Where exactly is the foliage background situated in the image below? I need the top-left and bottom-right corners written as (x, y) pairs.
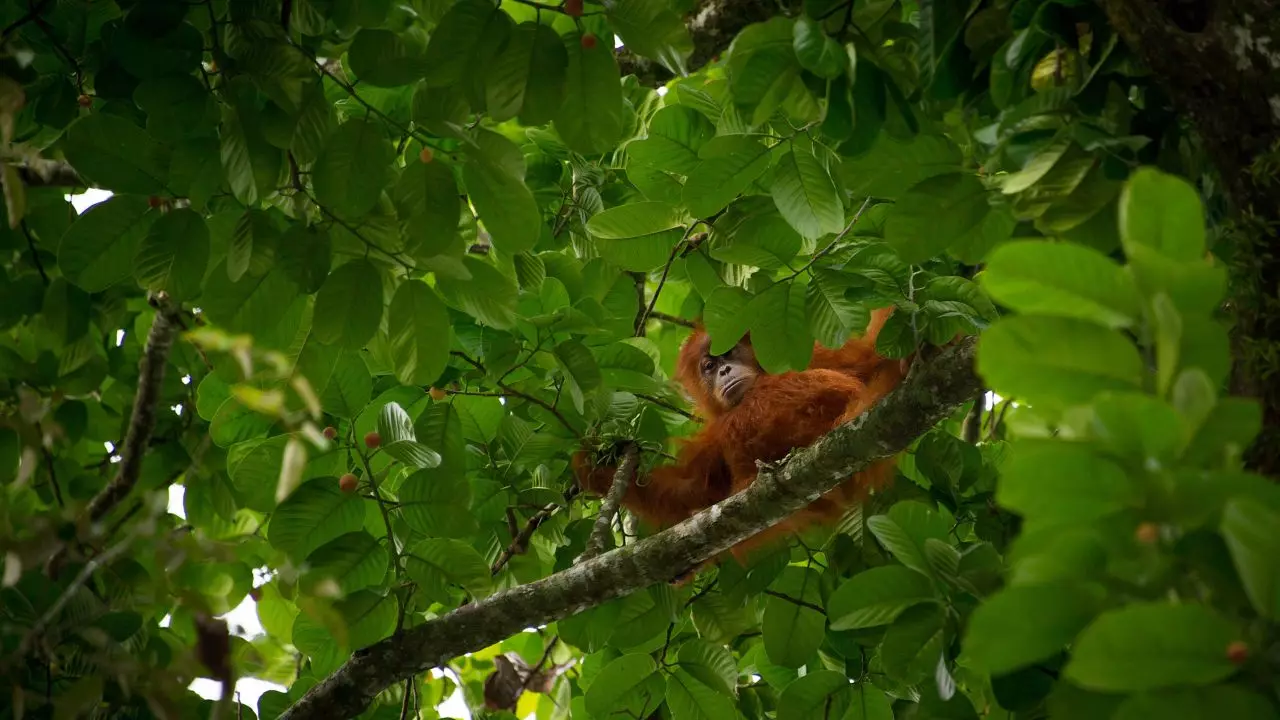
top-left (0, 0), bottom-right (1277, 718)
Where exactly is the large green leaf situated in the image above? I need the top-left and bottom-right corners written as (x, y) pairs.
top-left (675, 640), bottom-right (738, 697)
top-left (964, 583), bottom-right (1102, 675)
top-left (978, 316), bottom-right (1144, 408)
top-left (555, 32), bottom-right (626, 155)
top-left (387, 280), bottom-right (451, 387)
top-left (312, 259), bottom-right (384, 349)
top-left (134, 208), bottom-right (209, 300)
top-left (436, 256), bottom-right (519, 328)
top-left (398, 466), bottom-right (477, 538)
top-left (393, 159), bottom-right (462, 257)
top-left (828, 566), bottom-right (937, 630)
top-left (61, 113), bottom-right (167, 194)
top-left (806, 269), bottom-right (870, 349)
top-left (762, 567), bottom-right (824, 668)
top-left (268, 478), bottom-right (366, 559)
top-left (302, 531), bottom-right (389, 595)
top-left (627, 105), bottom-right (715, 176)
top-left (683, 135), bottom-right (773, 218)
top-left (422, 0), bottom-right (508, 87)
top-left (313, 118), bottom-right (393, 218)
top-left (725, 16), bottom-right (801, 124)
top-left (867, 501), bottom-right (952, 578)
top-left (1120, 168), bottom-right (1205, 263)
top-left (347, 27), bottom-right (429, 87)
top-left (997, 440), bottom-right (1141, 526)
top-left (982, 240), bottom-right (1142, 328)
top-left (792, 16), bottom-right (846, 79)
top-left (585, 654), bottom-right (663, 718)
top-left (485, 22), bottom-right (568, 124)
top-left (777, 670), bottom-right (851, 720)
top-left (463, 129), bottom-right (541, 253)
top-left (58, 196), bottom-right (156, 292)
top-left (771, 148), bottom-right (844, 240)
top-left (1064, 604), bottom-right (1240, 692)
top-left (377, 401), bottom-right (442, 470)
top-left (885, 172), bottom-right (991, 263)
top-left (1220, 498), bottom-right (1280, 620)
top-left (703, 286), bottom-right (753, 354)
top-left (404, 538), bottom-right (492, 600)
top-left (746, 281), bottom-right (813, 373)
top-left (666, 668), bottom-right (737, 720)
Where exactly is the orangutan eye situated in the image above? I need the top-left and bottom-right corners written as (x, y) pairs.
top-left (700, 357), bottom-right (715, 374)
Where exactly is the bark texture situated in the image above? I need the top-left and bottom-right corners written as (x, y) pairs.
top-left (279, 339), bottom-right (981, 720)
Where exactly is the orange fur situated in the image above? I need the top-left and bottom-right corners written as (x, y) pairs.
top-left (576, 307), bottom-right (906, 569)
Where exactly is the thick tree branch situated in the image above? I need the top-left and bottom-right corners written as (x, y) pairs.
top-left (280, 338), bottom-right (980, 720)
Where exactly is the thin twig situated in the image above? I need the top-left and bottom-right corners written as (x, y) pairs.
top-left (633, 393), bottom-right (696, 420)
top-left (762, 589), bottom-right (825, 614)
top-left (20, 221), bottom-right (49, 286)
top-left (579, 443), bottom-right (639, 562)
top-left (780, 196), bottom-right (876, 285)
top-left (491, 496), bottom-right (573, 576)
top-left (648, 311), bottom-right (695, 329)
top-left (519, 637), bottom-right (560, 693)
top-left (962, 390), bottom-right (984, 444)
top-left (635, 233), bottom-right (690, 333)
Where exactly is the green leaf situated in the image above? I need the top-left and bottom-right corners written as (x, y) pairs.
top-left (387, 280), bottom-right (451, 387)
top-left (792, 16), bottom-right (846, 78)
top-left (606, 0), bottom-right (693, 75)
top-left (806, 270), bottom-right (871, 349)
top-left (1064, 603), bottom-right (1240, 692)
top-left (313, 118), bottom-right (393, 218)
top-left (683, 135), bottom-right (773, 218)
top-left (377, 401), bottom-right (442, 469)
top-left (867, 501), bottom-right (952, 577)
top-left (313, 259), bottom-right (384, 349)
top-left (879, 604), bottom-right (947, 685)
top-left (726, 17), bottom-right (801, 124)
top-left (268, 478), bottom-right (365, 559)
top-left (627, 105), bottom-right (715, 176)
top-left (666, 668), bottom-right (737, 720)
top-left (585, 654), bottom-right (661, 718)
top-left (555, 339), bottom-right (602, 393)
top-left (393, 159), bottom-right (462, 257)
top-left (588, 201), bottom-right (685, 239)
top-left (964, 583), bottom-right (1101, 675)
top-left (220, 83), bottom-right (285, 206)
top-left (1220, 498), bottom-right (1280, 620)
top-left (981, 240), bottom-right (1142, 328)
top-left (58, 196), bottom-right (155, 293)
top-left (747, 281), bottom-right (813, 373)
top-left (885, 173), bottom-right (990, 264)
top-left (676, 639), bottom-right (738, 697)
top-left (61, 113), bottom-right (167, 194)
top-left (555, 32), bottom-right (626, 155)
top-left (404, 538), bottom-right (492, 599)
top-left (294, 342), bottom-right (371, 419)
top-left (777, 670), bottom-right (851, 720)
top-left (277, 223), bottom-right (332, 294)
top-left (134, 208), bottom-right (209, 300)
top-left (997, 440), bottom-right (1140, 526)
top-left (302, 531), bottom-right (388, 595)
top-left (422, 0), bottom-right (507, 88)
top-left (771, 149), bottom-right (844, 240)
top-left (762, 567), bottom-right (825, 668)
top-left (399, 466), bottom-right (477, 538)
top-left (843, 684), bottom-right (894, 720)
top-left (485, 22), bottom-right (567, 124)
top-left (1112, 686), bottom-right (1279, 720)
top-left (703, 286), bottom-right (752, 354)
top-left (978, 316), bottom-right (1144, 408)
top-left (1120, 168), bottom-right (1205, 262)
top-left (828, 566), bottom-right (937, 630)
top-left (436, 256), bottom-right (519, 329)
top-left (839, 133), bottom-right (963, 199)
top-left (347, 27), bottom-right (429, 87)
top-left (463, 129), bottom-right (541, 253)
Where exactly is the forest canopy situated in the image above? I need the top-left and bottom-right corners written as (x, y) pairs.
top-left (0, 0), bottom-right (1278, 719)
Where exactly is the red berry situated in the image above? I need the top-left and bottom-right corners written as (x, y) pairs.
top-left (364, 431), bottom-right (381, 449)
top-left (1226, 641), bottom-right (1249, 665)
top-left (429, 387), bottom-right (447, 401)
top-left (147, 196), bottom-right (163, 209)
top-left (1134, 522), bottom-right (1159, 544)
top-left (419, 147), bottom-right (434, 164)
top-left (564, 0), bottom-right (583, 16)
top-left (323, 426), bottom-right (338, 440)
top-left (339, 473), bottom-right (359, 493)
top-left (581, 33), bottom-right (597, 50)
top-left (77, 94), bottom-right (92, 108)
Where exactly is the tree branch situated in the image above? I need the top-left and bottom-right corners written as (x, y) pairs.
top-left (45, 294), bottom-right (182, 576)
top-left (279, 338), bottom-right (979, 720)
top-left (579, 443), bottom-right (639, 561)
